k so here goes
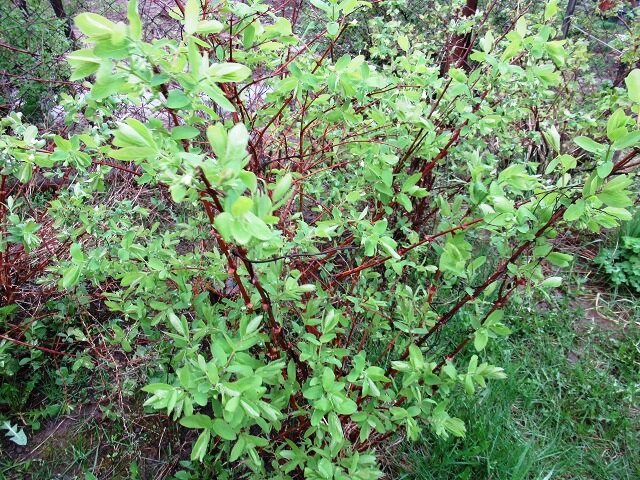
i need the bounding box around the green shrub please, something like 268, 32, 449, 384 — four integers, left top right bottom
1, 0, 640, 477
596, 212, 640, 293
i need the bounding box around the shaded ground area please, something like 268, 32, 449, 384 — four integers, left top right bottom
1, 399, 190, 479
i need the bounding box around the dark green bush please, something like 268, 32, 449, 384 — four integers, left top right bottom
0, 0, 71, 122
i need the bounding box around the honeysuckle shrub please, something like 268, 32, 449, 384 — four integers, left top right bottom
1, 0, 640, 477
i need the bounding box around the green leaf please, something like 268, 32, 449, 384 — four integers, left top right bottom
379, 236, 401, 260
563, 200, 585, 221
442, 362, 457, 379
212, 419, 237, 440
540, 276, 562, 288
318, 458, 334, 479
625, 69, 640, 104
196, 20, 224, 34
546, 40, 566, 67
17, 163, 33, 183
213, 212, 233, 241
574, 136, 604, 154
180, 415, 213, 429
207, 123, 227, 159
70, 243, 85, 264
480, 30, 494, 53
341, 0, 359, 14
602, 174, 633, 192
168, 311, 189, 337
207, 63, 252, 83
62, 265, 81, 289
397, 35, 410, 52
166, 90, 191, 109
559, 154, 577, 171
127, 0, 142, 40
171, 126, 200, 140
184, 0, 200, 35
114, 119, 156, 148
74, 13, 117, 39
245, 315, 262, 335
498, 164, 537, 190
272, 173, 293, 202
141, 383, 173, 393
229, 436, 246, 461
227, 123, 250, 159
67, 49, 101, 80
544, 0, 559, 20
170, 184, 187, 203
120, 271, 145, 287
597, 190, 632, 208
191, 428, 210, 462
322, 367, 335, 391
327, 22, 340, 37
443, 417, 466, 438
408, 344, 424, 370
607, 108, 628, 140
244, 213, 272, 241
335, 397, 357, 415
241, 400, 260, 418
397, 193, 413, 212
109, 147, 157, 161
603, 207, 631, 221
230, 223, 253, 246
200, 83, 236, 112
309, 0, 331, 13
547, 252, 573, 267
612, 131, 640, 150
482, 311, 503, 330
543, 126, 561, 153
596, 161, 613, 179
231, 197, 254, 217
474, 329, 488, 351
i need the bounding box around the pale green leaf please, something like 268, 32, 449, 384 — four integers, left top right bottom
191, 428, 210, 462
625, 69, 640, 104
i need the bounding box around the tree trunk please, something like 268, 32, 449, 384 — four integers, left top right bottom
561, 0, 578, 39
13, 0, 29, 18
440, 0, 478, 76
48, 0, 73, 39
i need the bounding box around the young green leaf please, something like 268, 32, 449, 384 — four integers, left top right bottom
184, 0, 200, 35
127, 0, 142, 40
191, 428, 210, 462
474, 329, 488, 351
62, 265, 81, 289
574, 136, 604, 154
397, 35, 410, 52
625, 69, 640, 104
207, 63, 252, 83
563, 200, 585, 221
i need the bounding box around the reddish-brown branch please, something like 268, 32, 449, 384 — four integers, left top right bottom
335, 218, 484, 281
0, 333, 75, 357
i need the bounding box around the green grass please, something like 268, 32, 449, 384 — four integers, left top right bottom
395, 293, 640, 480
